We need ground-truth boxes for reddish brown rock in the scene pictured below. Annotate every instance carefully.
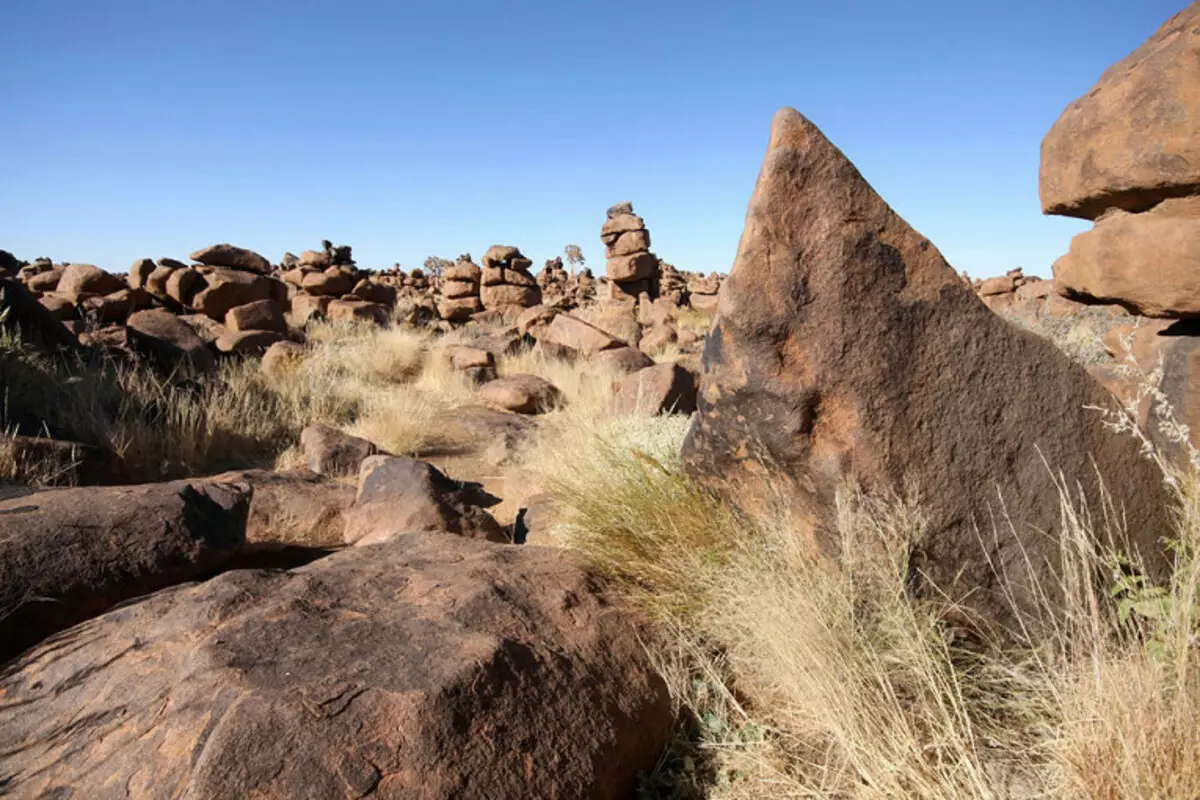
[1052,196,1200,317]
[166,267,207,308]
[438,295,484,322]
[480,283,540,309]
[539,312,625,357]
[57,263,124,299]
[978,276,1016,296]
[442,279,479,299]
[479,374,563,414]
[0,533,672,800]
[189,242,272,274]
[26,265,64,292]
[37,292,76,320]
[0,277,76,351]
[606,229,652,258]
[327,298,390,326]
[192,268,275,321]
[343,456,505,545]
[681,108,1171,628]
[592,345,655,375]
[126,258,154,290]
[261,340,307,378]
[606,252,658,282]
[210,468,353,552]
[1039,4,1200,220]
[215,330,285,354]
[300,423,377,476]
[614,362,698,415]
[639,323,678,355]
[126,308,216,373]
[0,478,250,661]
[226,298,287,332]
[301,267,357,297]
[290,292,331,323]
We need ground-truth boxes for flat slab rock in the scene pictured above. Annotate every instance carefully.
[0,532,673,799]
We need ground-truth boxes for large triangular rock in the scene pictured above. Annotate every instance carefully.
[681,108,1171,626]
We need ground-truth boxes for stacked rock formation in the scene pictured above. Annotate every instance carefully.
[439,256,484,322]
[973,268,1053,313]
[1039,3,1200,460]
[538,257,571,305]
[281,241,392,326]
[479,246,541,320]
[658,261,688,305]
[686,272,722,310]
[602,202,659,300]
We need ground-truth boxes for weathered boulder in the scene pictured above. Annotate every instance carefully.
[0,478,250,662]
[189,243,272,274]
[260,339,306,378]
[57,263,124,299]
[1039,3,1200,220]
[639,323,678,355]
[0,277,75,351]
[215,329,286,354]
[681,108,1172,627]
[301,423,377,476]
[327,298,390,326]
[192,268,275,321]
[126,308,217,374]
[1052,195,1200,317]
[0,533,673,799]
[614,362,698,415]
[343,456,505,545]
[539,312,626,357]
[438,295,484,322]
[301,267,357,297]
[226,298,288,332]
[165,267,207,308]
[479,374,564,414]
[25,265,64,292]
[592,345,655,375]
[210,468,354,552]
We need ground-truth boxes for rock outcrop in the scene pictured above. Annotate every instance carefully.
[602,202,660,299]
[682,108,1172,628]
[479,245,541,319]
[0,533,673,799]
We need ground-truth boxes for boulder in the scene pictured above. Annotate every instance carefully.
[351,279,398,307]
[1015,279,1053,302]
[614,362,698,415]
[166,267,207,308]
[261,339,307,378]
[57,263,124,299]
[681,108,1172,628]
[1052,195,1200,317]
[482,266,538,287]
[189,243,272,274]
[127,258,156,290]
[143,265,175,301]
[0,533,673,799]
[480,283,540,308]
[978,275,1017,296]
[215,329,285,354]
[179,313,227,345]
[126,308,217,374]
[26,265,64,292]
[592,345,655,375]
[443,278,479,299]
[517,304,560,336]
[79,290,134,323]
[438,296,484,322]
[298,249,333,269]
[192,268,275,321]
[0,478,250,662]
[343,456,505,545]
[0,277,76,351]
[37,292,76,320]
[443,260,482,282]
[639,323,678,355]
[600,213,647,242]
[327,298,390,326]
[301,267,357,297]
[606,229,652,257]
[225,298,287,332]
[540,312,626,356]
[210,468,354,552]
[606,252,659,282]
[290,292,331,323]
[1039,4,1200,219]
[301,423,377,476]
[479,374,564,414]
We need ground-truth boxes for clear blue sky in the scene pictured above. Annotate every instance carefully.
[0,0,1187,278]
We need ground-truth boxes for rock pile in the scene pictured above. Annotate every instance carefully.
[479,245,541,320]
[282,241,394,327]
[439,255,484,322]
[973,268,1053,313]
[1040,3,1200,460]
[602,202,659,300]
[686,271,722,309]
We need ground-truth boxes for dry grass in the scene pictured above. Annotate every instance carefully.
[530,397,1200,799]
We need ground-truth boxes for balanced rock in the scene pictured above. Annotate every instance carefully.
[189,243,272,274]
[681,108,1172,628]
[479,246,541,313]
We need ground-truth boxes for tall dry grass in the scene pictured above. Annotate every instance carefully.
[531,399,1200,799]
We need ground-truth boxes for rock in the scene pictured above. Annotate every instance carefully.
[592,345,655,375]
[25,265,64,292]
[158,257,189,270]
[1015,279,1053,302]
[614,362,698,415]
[443,260,482,282]
[301,423,376,476]
[166,267,207,308]
[689,292,719,310]
[0,478,250,662]
[0,277,75,351]
[192,268,275,321]
[607,200,635,218]
[261,340,306,378]
[189,243,272,274]
[0,533,673,799]
[179,313,227,345]
[580,302,641,347]
[606,229,652,258]
[127,258,156,289]
[282,266,311,287]
[37,292,76,320]
[442,279,478,299]
[479,374,564,414]
[480,283,540,308]
[351,279,398,307]
[481,244,524,268]
[343,456,505,545]
[215,329,286,354]
[79,289,134,323]
[301,267,357,297]
[290,292,331,323]
[281,252,299,268]
[978,275,1017,296]
[1052,195,1200,317]
[226,298,288,332]
[126,308,217,374]
[143,264,175,301]
[446,344,495,370]
[56,263,124,299]
[639,323,678,354]
[210,468,353,552]
[517,304,560,336]
[298,248,333,269]
[601,214,647,241]
[606,252,659,282]
[681,108,1172,629]
[438,295,484,322]
[1039,4,1200,220]
[540,313,625,357]
[327,298,390,326]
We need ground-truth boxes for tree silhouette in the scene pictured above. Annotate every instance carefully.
[563,244,585,277]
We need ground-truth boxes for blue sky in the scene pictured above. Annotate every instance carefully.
[0,0,1186,278]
